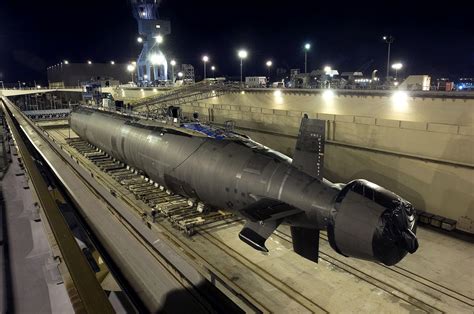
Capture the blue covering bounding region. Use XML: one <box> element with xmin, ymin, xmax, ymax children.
<box><xmin>181</xmin><ymin>123</ymin><xmax>228</xmax><ymax>140</ymax></box>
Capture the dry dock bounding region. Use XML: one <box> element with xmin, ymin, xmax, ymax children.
<box><xmin>44</xmin><ymin>124</ymin><xmax>473</xmax><ymax>313</ymax></box>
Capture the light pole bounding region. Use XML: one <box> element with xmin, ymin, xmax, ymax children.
<box><xmin>324</xmin><ymin>66</ymin><xmax>332</xmax><ymax>88</ymax></box>
<box><xmin>0</xmin><ymin>81</ymin><xmax>4</xmax><ymax>90</ymax></box>
<box><xmin>18</xmin><ymin>81</ymin><xmax>21</xmax><ymax>89</ymax></box>
<box><xmin>170</xmin><ymin>60</ymin><xmax>176</xmax><ymax>83</ymax></box>
<box><xmin>391</xmin><ymin>63</ymin><xmax>403</xmax><ymax>80</ymax></box>
<box><xmin>304</xmin><ymin>43</ymin><xmax>311</xmax><ymax>73</ymax></box>
<box><xmin>211</xmin><ymin>66</ymin><xmax>216</xmax><ymax>78</ymax></box>
<box><xmin>266</xmin><ymin>60</ymin><xmax>272</xmax><ymax>81</ymax></box>
<box><xmin>238</xmin><ymin>49</ymin><xmax>248</xmax><ymax>86</ymax></box>
<box><xmin>127</xmin><ymin>64</ymin><xmax>136</xmax><ymax>83</ymax></box>
<box><xmin>202</xmin><ymin>55</ymin><xmax>209</xmax><ymax>80</ymax></box>
<box><xmin>383</xmin><ymin>35</ymin><xmax>395</xmax><ymax>81</ymax></box>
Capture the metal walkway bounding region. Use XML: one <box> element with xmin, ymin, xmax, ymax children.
<box><xmin>132</xmin><ymin>81</ymin><xmax>239</xmax><ymax>113</ymax></box>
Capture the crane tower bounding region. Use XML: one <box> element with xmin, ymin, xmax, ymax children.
<box><xmin>131</xmin><ymin>0</ymin><xmax>171</xmax><ymax>82</ymax></box>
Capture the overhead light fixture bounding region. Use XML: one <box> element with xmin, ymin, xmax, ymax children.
<box><xmin>238</xmin><ymin>49</ymin><xmax>248</xmax><ymax>59</ymax></box>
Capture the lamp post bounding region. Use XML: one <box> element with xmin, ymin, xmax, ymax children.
<box><xmin>383</xmin><ymin>35</ymin><xmax>395</xmax><ymax>81</ymax></box>
<box><xmin>266</xmin><ymin>60</ymin><xmax>272</xmax><ymax>82</ymax></box>
<box><xmin>324</xmin><ymin>66</ymin><xmax>332</xmax><ymax>88</ymax></box>
<box><xmin>391</xmin><ymin>63</ymin><xmax>403</xmax><ymax>80</ymax></box>
<box><xmin>127</xmin><ymin>64</ymin><xmax>136</xmax><ymax>83</ymax></box>
<box><xmin>238</xmin><ymin>49</ymin><xmax>248</xmax><ymax>86</ymax></box>
<box><xmin>170</xmin><ymin>60</ymin><xmax>176</xmax><ymax>83</ymax></box>
<box><xmin>202</xmin><ymin>55</ymin><xmax>209</xmax><ymax>80</ymax></box>
<box><xmin>0</xmin><ymin>81</ymin><xmax>4</xmax><ymax>90</ymax></box>
<box><xmin>211</xmin><ymin>66</ymin><xmax>216</xmax><ymax>78</ymax></box>
<box><xmin>304</xmin><ymin>43</ymin><xmax>311</xmax><ymax>73</ymax></box>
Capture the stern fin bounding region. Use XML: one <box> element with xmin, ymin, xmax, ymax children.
<box><xmin>290</xmin><ymin>226</ymin><xmax>320</xmax><ymax>262</ymax></box>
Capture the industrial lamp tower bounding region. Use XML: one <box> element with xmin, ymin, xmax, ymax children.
<box><xmin>383</xmin><ymin>35</ymin><xmax>395</xmax><ymax>81</ymax></box>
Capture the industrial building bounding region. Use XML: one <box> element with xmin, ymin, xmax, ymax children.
<box><xmin>47</xmin><ymin>62</ymin><xmax>132</xmax><ymax>88</ymax></box>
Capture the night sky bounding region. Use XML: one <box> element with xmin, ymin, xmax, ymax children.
<box><xmin>0</xmin><ymin>0</ymin><xmax>473</xmax><ymax>84</ymax></box>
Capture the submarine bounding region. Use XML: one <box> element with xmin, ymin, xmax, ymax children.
<box><xmin>70</xmin><ymin>107</ymin><xmax>418</xmax><ymax>266</ymax></box>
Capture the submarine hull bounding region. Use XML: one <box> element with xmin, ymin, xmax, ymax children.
<box><xmin>71</xmin><ymin>108</ymin><xmax>418</xmax><ymax>266</ymax></box>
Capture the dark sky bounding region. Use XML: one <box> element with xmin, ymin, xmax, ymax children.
<box><xmin>0</xmin><ymin>0</ymin><xmax>473</xmax><ymax>84</ymax></box>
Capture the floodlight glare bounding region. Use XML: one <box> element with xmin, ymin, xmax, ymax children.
<box><xmin>392</xmin><ymin>63</ymin><xmax>403</xmax><ymax>70</ymax></box>
<box><xmin>149</xmin><ymin>53</ymin><xmax>165</xmax><ymax>65</ymax></box>
<box><xmin>322</xmin><ymin>89</ymin><xmax>335</xmax><ymax>100</ymax></box>
<box><xmin>238</xmin><ymin>49</ymin><xmax>248</xmax><ymax>59</ymax></box>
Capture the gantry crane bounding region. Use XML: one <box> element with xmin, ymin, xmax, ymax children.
<box><xmin>130</xmin><ymin>0</ymin><xmax>171</xmax><ymax>82</ymax></box>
